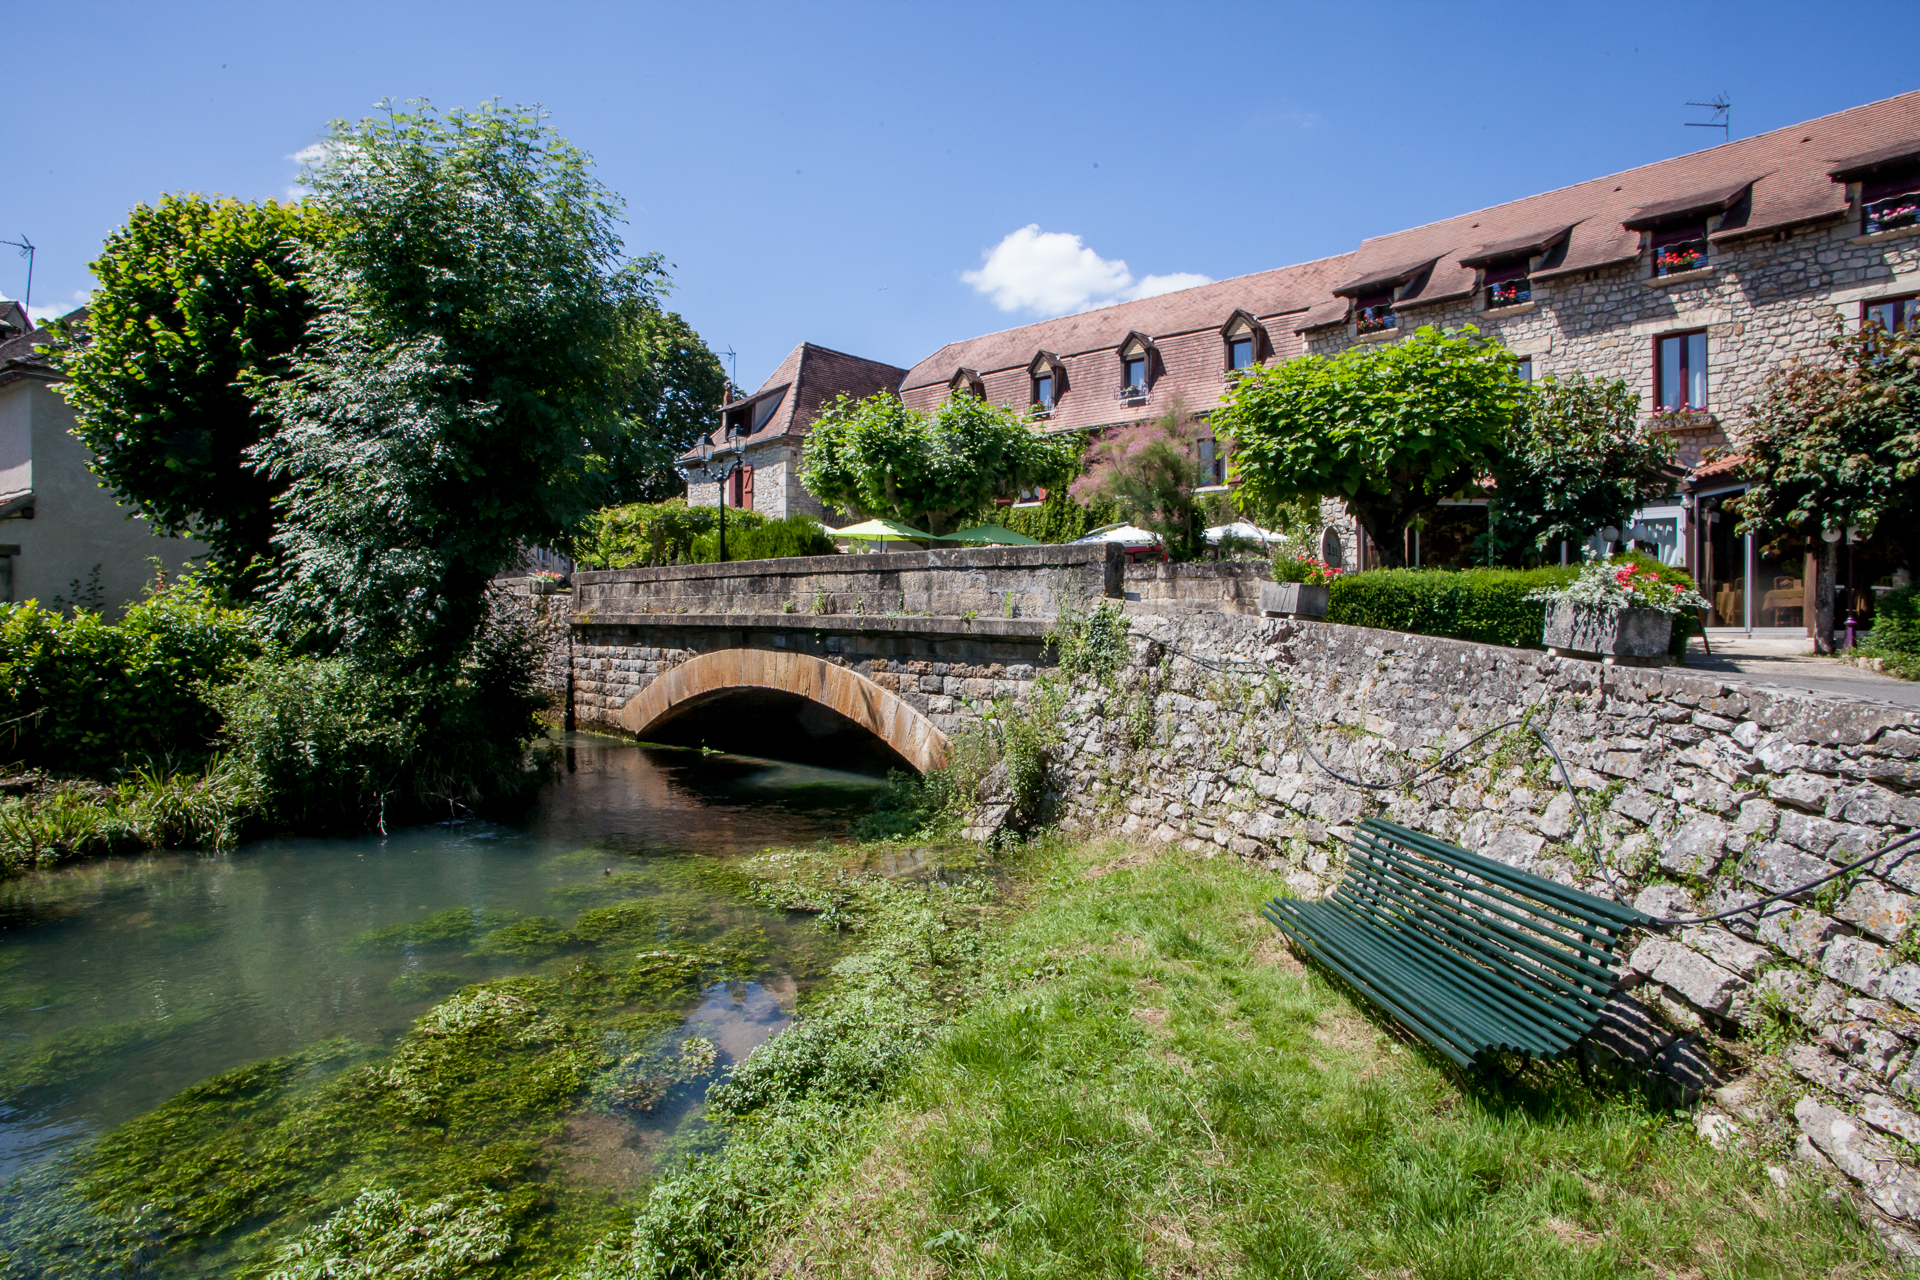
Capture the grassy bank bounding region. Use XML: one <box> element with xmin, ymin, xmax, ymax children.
<box><xmin>588</xmin><ymin>837</ymin><xmax>1892</xmax><ymax>1279</ymax></box>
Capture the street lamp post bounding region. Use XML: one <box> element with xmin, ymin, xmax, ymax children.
<box><xmin>1845</xmin><ymin>524</ymin><xmax>1864</xmax><ymax>650</ymax></box>
<box><xmin>674</xmin><ymin>434</ymin><xmax>748</xmax><ymax>562</ymax></box>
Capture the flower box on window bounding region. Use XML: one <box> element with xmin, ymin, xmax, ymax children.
<box><xmin>1647</xmin><ymin>407</ymin><xmax>1717</xmax><ymax>432</ymax></box>
<box><xmin>1355</xmin><ymin>304</ymin><xmax>1397</xmax><ymax>334</ymax></box>
<box><xmin>1486</xmin><ymin>278</ymin><xmax>1531</xmax><ymax>308</ymax></box>
<box><xmin>1653</xmin><ymin>241</ymin><xmax>1707</xmax><ymax>276</ymax></box>
<box><xmin>1865</xmin><ymin>193</ymin><xmax>1920</xmax><ymax>235</ymax></box>
<box><xmin>1116</xmin><ymin>385</ymin><xmax>1147</xmax><ymax>401</ymax></box>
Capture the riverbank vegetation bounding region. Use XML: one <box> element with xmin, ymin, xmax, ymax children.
<box><xmin>0</xmin><ymin>576</ymin><xmax>548</xmax><ymax>873</ymax></box>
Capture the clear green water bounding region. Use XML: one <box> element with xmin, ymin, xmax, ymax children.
<box><xmin>0</xmin><ymin>735</ymin><xmax>884</xmax><ymax>1274</ymax></box>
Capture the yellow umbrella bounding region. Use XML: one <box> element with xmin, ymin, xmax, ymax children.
<box><xmin>828</xmin><ymin>518</ymin><xmax>934</xmax><ymax>543</ymax></box>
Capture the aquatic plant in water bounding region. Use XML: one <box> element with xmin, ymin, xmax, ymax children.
<box><xmin>264</xmin><ymin>1186</ymin><xmax>511</xmax><ymax>1280</ymax></box>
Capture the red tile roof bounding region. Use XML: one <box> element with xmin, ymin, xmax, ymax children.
<box><xmin>685</xmin><ymin>342</ymin><xmax>907</xmax><ymax>458</ymax></box>
<box><xmin>897</xmin><ymin>90</ymin><xmax>1920</xmax><ymax>405</ymax></box>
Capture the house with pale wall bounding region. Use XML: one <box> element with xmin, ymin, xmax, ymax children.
<box><xmin>689</xmin><ymin>90</ymin><xmax>1920</xmax><ymax>636</ymax></box>
<box><xmin>0</xmin><ymin>305</ymin><xmax>205</xmax><ymax>614</ymax></box>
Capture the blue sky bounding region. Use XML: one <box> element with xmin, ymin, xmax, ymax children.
<box><xmin>6</xmin><ymin>2</ymin><xmax>1915</xmax><ymax>388</ymax></box>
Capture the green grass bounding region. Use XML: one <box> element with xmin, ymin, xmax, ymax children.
<box><xmin>745</xmin><ymin>838</ymin><xmax>1895</xmax><ymax>1279</ymax></box>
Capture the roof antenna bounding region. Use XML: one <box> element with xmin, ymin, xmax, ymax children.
<box><xmin>718</xmin><ymin>345</ymin><xmax>738</xmax><ymax>401</ymax></box>
<box><xmin>1685</xmin><ymin>95</ymin><xmax>1731</xmax><ymax>145</ymax></box>
<box><xmin>0</xmin><ymin>235</ymin><xmax>33</xmax><ymax>319</ymax></box>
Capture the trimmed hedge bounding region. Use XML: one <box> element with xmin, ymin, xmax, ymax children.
<box><xmin>1327</xmin><ymin>566</ymin><xmax>1575</xmax><ymax>650</ymax></box>
<box><xmin>1327</xmin><ymin>553</ymin><xmax>1700</xmax><ymax>657</ymax></box>
<box><xmin>1859</xmin><ymin>585</ymin><xmax>1920</xmax><ymax>678</ymax></box>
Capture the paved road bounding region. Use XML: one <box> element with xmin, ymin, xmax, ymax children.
<box><xmin>1681</xmin><ymin>637</ymin><xmax>1920</xmax><ymax>709</ymax></box>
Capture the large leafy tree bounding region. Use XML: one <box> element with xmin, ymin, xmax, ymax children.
<box><xmin>799</xmin><ymin>392</ymin><xmax>1079</xmax><ymax>535</ymax></box>
<box><xmin>599</xmin><ymin>306</ymin><xmax>727</xmax><ymax>505</ymax></box>
<box><xmin>49</xmin><ymin>195</ymin><xmax>328</xmax><ymax>591</ymax></box>
<box><xmin>1486</xmin><ymin>373</ymin><xmax>1676</xmax><ymax>564</ymax></box>
<box><xmin>1739</xmin><ymin>323</ymin><xmax>1920</xmax><ymax>652</ymax></box>
<box><xmin>254</xmin><ymin>100</ymin><xmax>664</xmax><ymax>669</ymax></box>
<box><xmin>1212</xmin><ymin>325</ymin><xmax>1520</xmax><ymax>567</ymax></box>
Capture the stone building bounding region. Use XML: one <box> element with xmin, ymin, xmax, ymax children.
<box><xmin>0</xmin><ymin>305</ymin><xmax>206</xmax><ymax>614</ymax></box>
<box><xmin>695</xmin><ymin>90</ymin><xmax>1920</xmax><ymax>635</ymax></box>
<box><xmin>681</xmin><ymin>342</ymin><xmax>905</xmax><ymax>522</ymax></box>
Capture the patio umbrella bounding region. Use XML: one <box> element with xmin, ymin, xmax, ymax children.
<box><xmin>1071</xmin><ymin>523</ymin><xmax>1162</xmax><ymax>548</ymax></box>
<box><xmin>828</xmin><ymin>518</ymin><xmax>934</xmax><ymax>543</ymax></box>
<box><xmin>1205</xmin><ymin>520</ymin><xmax>1286</xmax><ymax>547</ymax></box>
<box><xmin>938</xmin><ymin>525</ymin><xmax>1040</xmax><ymax>546</ymax></box>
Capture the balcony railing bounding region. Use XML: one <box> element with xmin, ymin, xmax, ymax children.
<box><xmin>1865</xmin><ymin>191</ymin><xmax>1920</xmax><ymax>236</ymax></box>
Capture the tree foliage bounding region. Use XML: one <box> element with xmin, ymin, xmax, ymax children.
<box><xmin>1740</xmin><ymin>324</ymin><xmax>1920</xmax><ymax>549</ymax></box>
<box><xmin>600</xmin><ymin>308</ymin><xmax>728</xmax><ymax>505</ymax></box>
<box><xmin>49</xmin><ymin>195</ymin><xmax>329</xmax><ymax>591</ymax></box>
<box><xmin>1072</xmin><ymin>402</ymin><xmax>1214</xmax><ymax>561</ymax></box>
<box><xmin>799</xmin><ymin>392</ymin><xmax>1079</xmax><ymax>535</ymax></box>
<box><xmin>253</xmin><ymin>100</ymin><xmax>664</xmax><ymax>669</ymax></box>
<box><xmin>1487</xmin><ymin>374</ymin><xmax>1675</xmax><ymax>564</ymax></box>
<box><xmin>1738</xmin><ymin>323</ymin><xmax>1920</xmax><ymax>650</ymax></box>
<box><xmin>1212</xmin><ymin>325</ymin><xmax>1521</xmax><ymax>566</ymax></box>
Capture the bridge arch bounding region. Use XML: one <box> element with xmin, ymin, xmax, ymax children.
<box><xmin>617</xmin><ymin>649</ymin><xmax>949</xmax><ymax>774</ymax></box>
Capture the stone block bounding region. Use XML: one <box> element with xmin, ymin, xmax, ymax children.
<box><xmin>1837</xmin><ymin>881</ymin><xmax>1915</xmax><ymax>944</ymax></box>
<box><xmin>1659</xmin><ymin>816</ymin><xmax>1728</xmax><ymax>877</ymax></box>
<box><xmin>1829</xmin><ymin>784</ymin><xmax>1920</xmax><ymax>828</ymax></box>
<box><xmin>1538</xmin><ymin>791</ymin><xmax>1577</xmax><ymax>840</ymax></box>
<box><xmin>1881</xmin><ymin>965</ymin><xmax>1920</xmax><ymax>1014</ymax></box>
<box><xmin>1649</xmin><ymin>945</ymin><xmax>1744</xmax><ymax>1015</ymax></box>
<box><xmin>1679</xmin><ymin>925</ymin><xmax>1770</xmax><ymax>977</ymax></box>
<box><xmin>1794</xmin><ymin>1097</ymin><xmax>1920</xmax><ymax>1220</ymax></box>
<box><xmin>1632</xmin><ymin>882</ymin><xmax>1698</xmax><ymax>921</ymax></box>
<box><xmin>1767</xmin><ymin>773</ymin><xmax>1835</xmax><ymax>812</ymax></box>
<box><xmin>1757</xmin><ymin>905</ymin><xmax>1843</xmax><ymax>961</ymax></box>
<box><xmin>1741</xmin><ymin>842</ymin><xmax>1838</xmax><ymax>899</ymax></box>
<box><xmin>1609</xmin><ymin>786</ymin><xmax>1660</xmax><ymax>823</ymax></box>
<box><xmin>1825</xmin><ymin>935</ymin><xmax>1894</xmax><ymax>995</ymax></box>
<box><xmin>1481</xmin><ymin>827</ymin><xmax>1544</xmax><ymax>871</ymax></box>
<box><xmin>1627</xmin><ymin>936</ymin><xmax>1674</xmax><ymax>979</ymax></box>
<box><xmin>1776</xmin><ymin>810</ymin><xmax>1845</xmax><ymax>855</ymax></box>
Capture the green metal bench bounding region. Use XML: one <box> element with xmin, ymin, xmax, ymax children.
<box><xmin>1262</xmin><ymin>817</ymin><xmax>1654</xmax><ymax>1070</ymax></box>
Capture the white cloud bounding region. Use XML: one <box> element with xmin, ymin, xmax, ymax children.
<box><xmin>285</xmin><ymin>140</ymin><xmax>349</xmax><ymax>198</ymax></box>
<box><xmin>17</xmin><ymin>289</ymin><xmax>91</xmax><ymax>327</ymax></box>
<box><xmin>962</xmin><ymin>225</ymin><xmax>1210</xmax><ymax>316</ymax></box>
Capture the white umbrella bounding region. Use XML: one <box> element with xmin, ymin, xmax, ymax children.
<box><xmin>1204</xmin><ymin>520</ymin><xmax>1286</xmax><ymax>547</ymax></box>
<box><xmin>1071</xmin><ymin>523</ymin><xmax>1162</xmax><ymax>547</ymax></box>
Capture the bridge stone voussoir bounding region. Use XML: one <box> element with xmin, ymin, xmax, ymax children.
<box><xmin>618</xmin><ymin>647</ymin><xmax>950</xmax><ymax>774</ymax></box>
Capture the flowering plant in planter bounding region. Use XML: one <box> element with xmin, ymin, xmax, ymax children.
<box><xmin>1271</xmin><ymin>550</ymin><xmax>1345</xmax><ymax>586</ymax></box>
<box><xmin>530</xmin><ymin>570</ymin><xmax>565</xmax><ymax>584</ymax></box>
<box><xmin>1527</xmin><ymin>556</ymin><xmax>1706</xmax><ymax>614</ymax></box>
<box><xmin>1655</xmin><ymin>244</ymin><xmax>1706</xmax><ymax>275</ymax></box>
<box><xmin>1866</xmin><ymin>197</ymin><xmax>1920</xmax><ymax>234</ymax></box>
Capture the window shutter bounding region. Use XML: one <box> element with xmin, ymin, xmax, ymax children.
<box><xmin>741</xmin><ymin>465</ymin><xmax>755</xmax><ymax>511</ymax></box>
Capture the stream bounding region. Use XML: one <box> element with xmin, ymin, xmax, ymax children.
<box><xmin>0</xmin><ymin>734</ymin><xmax>887</xmax><ymax>1275</ymax></box>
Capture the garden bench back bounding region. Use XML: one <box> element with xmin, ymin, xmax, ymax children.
<box><xmin>1262</xmin><ymin>817</ymin><xmax>1653</xmax><ymax>1069</ymax></box>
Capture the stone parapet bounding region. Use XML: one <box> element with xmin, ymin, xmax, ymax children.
<box><xmin>572</xmin><ymin>542</ymin><xmax>1125</xmax><ymax>621</ymax></box>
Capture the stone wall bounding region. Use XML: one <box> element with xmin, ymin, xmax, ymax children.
<box><xmin>1018</xmin><ymin>607</ymin><xmax>1920</xmax><ymax>1244</ymax></box>
<box><xmin>1121</xmin><ymin>560</ymin><xmax>1270</xmax><ymax>616</ymax></box>
<box><xmin>573</xmin><ymin>543</ymin><xmax>1124</xmax><ymax>623</ymax></box>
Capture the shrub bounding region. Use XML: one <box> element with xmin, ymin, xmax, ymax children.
<box><xmin>1328</xmin><ymin>565</ymin><xmax>1576</xmax><ymax>650</ymax></box>
<box><xmin>0</xmin><ymin>580</ymin><xmax>259</xmax><ymax>774</ymax></box>
<box><xmin>999</xmin><ymin>490</ymin><xmax>1122</xmax><ymax>544</ymax></box>
<box><xmin>1328</xmin><ymin>553</ymin><xmax>1703</xmax><ymax>656</ymax></box>
<box><xmin>689</xmin><ymin>514</ymin><xmax>836</xmax><ymax>563</ymax></box>
<box><xmin>1859</xmin><ymin>585</ymin><xmax>1920</xmax><ymax>677</ymax></box>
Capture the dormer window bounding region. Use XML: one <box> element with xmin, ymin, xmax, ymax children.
<box><xmin>1355</xmin><ymin>293</ymin><xmax>1396</xmax><ymax>334</ymax></box>
<box><xmin>1864</xmin><ymin>168</ymin><xmax>1920</xmax><ymax>236</ymax></box>
<box><xmin>1117</xmin><ymin>335</ymin><xmax>1155</xmax><ymax>401</ymax></box>
<box><xmin>949</xmin><ymin>368</ymin><xmax>985</xmax><ymax>401</ymax></box>
<box><xmin>1228</xmin><ymin>338</ymin><xmax>1253</xmax><ymax>370</ymax></box>
<box><xmin>1033</xmin><ymin>373</ymin><xmax>1054</xmax><ymax>413</ymax></box>
<box><xmin>1652</xmin><ymin>224</ymin><xmax>1708</xmax><ymax>277</ymax></box>
<box><xmin>1485</xmin><ymin>260</ymin><xmax>1531</xmax><ymax>309</ymax></box>
<box><xmin>1220</xmin><ymin>310</ymin><xmax>1267</xmax><ymax>377</ymax></box>
<box><xmin>1027</xmin><ymin>351</ymin><xmax>1065</xmax><ymax>417</ymax></box>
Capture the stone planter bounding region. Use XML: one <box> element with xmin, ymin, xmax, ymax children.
<box><xmin>1260</xmin><ymin>581</ymin><xmax>1329</xmax><ymax>619</ymax></box>
<box><xmin>528</xmin><ymin>578</ymin><xmax>565</xmax><ymax>596</ymax></box>
<box><xmin>1542</xmin><ymin>601</ymin><xmax>1673</xmax><ymax>666</ymax></box>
